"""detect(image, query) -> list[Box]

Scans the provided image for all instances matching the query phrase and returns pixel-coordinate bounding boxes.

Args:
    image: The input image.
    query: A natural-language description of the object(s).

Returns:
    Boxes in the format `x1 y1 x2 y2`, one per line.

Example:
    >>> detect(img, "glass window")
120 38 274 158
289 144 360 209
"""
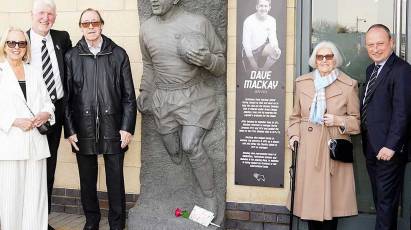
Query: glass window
312 0 394 85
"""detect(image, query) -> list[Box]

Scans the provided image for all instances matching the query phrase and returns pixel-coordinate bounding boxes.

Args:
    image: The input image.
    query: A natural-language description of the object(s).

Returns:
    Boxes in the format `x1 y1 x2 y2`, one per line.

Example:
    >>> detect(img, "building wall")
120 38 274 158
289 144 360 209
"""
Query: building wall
0 0 296 206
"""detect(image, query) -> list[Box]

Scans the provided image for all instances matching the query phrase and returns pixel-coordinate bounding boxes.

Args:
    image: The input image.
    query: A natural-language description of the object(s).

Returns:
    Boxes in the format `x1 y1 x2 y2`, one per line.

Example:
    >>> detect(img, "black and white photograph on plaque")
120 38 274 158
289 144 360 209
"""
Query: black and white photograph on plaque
235 0 286 187
241 0 281 72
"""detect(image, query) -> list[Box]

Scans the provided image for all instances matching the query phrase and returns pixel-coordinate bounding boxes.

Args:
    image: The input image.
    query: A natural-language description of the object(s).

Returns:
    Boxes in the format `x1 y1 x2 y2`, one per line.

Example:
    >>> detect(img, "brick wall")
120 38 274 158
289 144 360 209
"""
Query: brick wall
225 202 290 230
51 188 138 216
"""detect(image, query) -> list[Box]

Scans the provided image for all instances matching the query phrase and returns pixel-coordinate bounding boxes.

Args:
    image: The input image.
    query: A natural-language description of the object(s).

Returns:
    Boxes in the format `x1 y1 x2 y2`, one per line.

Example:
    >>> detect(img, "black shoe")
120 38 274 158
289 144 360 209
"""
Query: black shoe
83 224 99 230
109 225 124 230
48 225 55 230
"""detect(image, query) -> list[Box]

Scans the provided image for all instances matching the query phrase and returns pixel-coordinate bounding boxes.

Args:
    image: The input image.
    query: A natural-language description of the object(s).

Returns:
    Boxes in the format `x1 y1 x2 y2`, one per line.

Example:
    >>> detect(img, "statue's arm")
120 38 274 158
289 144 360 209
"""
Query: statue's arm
203 19 226 77
139 31 155 92
137 30 155 113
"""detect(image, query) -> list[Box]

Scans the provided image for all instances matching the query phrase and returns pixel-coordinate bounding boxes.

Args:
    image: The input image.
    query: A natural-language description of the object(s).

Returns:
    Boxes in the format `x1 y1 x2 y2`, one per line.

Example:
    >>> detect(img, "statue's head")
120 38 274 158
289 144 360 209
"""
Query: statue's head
150 0 181 16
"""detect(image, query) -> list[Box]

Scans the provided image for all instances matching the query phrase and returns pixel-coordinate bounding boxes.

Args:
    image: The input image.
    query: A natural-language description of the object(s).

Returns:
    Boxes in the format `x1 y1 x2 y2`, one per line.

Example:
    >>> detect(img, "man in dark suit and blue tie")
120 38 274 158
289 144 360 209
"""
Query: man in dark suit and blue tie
361 24 411 230
28 1 72 229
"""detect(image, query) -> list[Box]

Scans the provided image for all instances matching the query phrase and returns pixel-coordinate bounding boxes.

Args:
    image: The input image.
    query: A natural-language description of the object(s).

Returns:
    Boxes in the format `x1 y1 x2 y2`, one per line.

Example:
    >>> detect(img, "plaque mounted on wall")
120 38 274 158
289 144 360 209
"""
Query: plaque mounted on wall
235 0 287 187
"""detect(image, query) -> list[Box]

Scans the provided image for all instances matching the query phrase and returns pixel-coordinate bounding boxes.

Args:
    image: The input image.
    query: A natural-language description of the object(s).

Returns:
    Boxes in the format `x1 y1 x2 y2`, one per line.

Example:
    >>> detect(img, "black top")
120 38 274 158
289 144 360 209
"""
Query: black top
18 80 26 100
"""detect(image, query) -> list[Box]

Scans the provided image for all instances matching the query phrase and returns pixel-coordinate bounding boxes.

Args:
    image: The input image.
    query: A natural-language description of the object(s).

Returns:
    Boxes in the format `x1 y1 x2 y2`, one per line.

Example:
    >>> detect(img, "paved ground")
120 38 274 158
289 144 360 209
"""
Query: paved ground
1 212 128 230
49 212 113 230
49 212 98 230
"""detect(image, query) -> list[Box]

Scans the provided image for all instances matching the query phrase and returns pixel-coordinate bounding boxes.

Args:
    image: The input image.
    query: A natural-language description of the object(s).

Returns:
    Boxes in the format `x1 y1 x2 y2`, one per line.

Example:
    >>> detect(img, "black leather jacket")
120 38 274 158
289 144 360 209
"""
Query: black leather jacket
64 35 137 155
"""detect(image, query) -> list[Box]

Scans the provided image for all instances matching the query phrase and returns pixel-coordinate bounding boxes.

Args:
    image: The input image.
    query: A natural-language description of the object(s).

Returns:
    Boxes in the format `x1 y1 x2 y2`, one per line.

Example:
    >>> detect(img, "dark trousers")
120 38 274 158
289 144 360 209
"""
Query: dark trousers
308 219 338 230
76 153 126 229
364 135 405 230
47 99 64 213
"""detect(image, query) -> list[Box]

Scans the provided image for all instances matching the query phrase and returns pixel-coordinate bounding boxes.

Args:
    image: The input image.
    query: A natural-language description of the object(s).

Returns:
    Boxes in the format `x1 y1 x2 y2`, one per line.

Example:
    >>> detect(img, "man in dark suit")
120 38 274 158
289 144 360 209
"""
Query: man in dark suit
361 24 411 230
28 1 71 229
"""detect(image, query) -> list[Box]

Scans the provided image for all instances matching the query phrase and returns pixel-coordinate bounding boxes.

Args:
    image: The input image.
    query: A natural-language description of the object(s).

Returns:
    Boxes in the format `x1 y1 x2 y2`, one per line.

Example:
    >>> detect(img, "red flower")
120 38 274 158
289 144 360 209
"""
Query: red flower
175 208 182 217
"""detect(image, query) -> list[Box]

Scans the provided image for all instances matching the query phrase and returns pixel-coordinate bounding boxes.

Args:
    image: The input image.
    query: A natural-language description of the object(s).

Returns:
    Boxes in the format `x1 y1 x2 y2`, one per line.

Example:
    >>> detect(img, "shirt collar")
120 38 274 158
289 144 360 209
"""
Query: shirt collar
30 29 52 43
86 37 103 50
376 59 387 67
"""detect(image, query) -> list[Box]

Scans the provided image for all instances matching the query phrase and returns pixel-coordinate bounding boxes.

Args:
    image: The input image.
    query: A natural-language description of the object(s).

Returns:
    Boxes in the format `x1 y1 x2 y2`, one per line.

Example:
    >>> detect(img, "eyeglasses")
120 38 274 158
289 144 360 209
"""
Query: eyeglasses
6 41 28 48
80 21 102 28
316 54 334 61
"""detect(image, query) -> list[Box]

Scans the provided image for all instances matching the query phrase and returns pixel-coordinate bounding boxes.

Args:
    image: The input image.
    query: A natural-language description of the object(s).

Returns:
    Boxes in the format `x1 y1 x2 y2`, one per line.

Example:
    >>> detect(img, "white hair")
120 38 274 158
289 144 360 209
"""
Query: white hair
32 0 56 13
308 41 343 68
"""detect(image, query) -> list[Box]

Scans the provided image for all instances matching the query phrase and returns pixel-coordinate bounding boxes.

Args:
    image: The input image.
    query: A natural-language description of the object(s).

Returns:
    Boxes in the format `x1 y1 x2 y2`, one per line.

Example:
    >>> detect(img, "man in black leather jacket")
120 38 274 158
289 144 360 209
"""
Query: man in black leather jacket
64 8 137 230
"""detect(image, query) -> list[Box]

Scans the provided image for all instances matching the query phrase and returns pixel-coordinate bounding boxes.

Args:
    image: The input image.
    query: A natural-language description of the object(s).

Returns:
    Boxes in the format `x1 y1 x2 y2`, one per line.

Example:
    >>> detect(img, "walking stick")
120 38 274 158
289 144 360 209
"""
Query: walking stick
289 141 299 230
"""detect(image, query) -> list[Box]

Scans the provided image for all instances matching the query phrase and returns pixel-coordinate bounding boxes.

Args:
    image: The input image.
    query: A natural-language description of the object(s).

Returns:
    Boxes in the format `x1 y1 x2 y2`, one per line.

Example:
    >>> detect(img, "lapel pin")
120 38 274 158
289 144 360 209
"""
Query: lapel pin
56 44 60 50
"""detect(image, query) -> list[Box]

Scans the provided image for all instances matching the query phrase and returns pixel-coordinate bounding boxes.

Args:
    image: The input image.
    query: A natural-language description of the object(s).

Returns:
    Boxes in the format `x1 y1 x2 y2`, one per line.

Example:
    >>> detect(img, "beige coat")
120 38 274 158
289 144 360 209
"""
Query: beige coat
287 71 360 221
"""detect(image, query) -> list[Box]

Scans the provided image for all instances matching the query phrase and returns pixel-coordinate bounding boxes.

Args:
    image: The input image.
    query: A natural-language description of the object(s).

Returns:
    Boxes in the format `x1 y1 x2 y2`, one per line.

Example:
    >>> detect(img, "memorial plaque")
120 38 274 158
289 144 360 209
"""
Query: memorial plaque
235 0 286 187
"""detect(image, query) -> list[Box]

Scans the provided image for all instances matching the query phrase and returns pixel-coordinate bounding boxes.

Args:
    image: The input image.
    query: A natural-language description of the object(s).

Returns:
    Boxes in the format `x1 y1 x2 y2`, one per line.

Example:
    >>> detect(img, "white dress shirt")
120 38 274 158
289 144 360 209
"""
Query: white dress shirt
30 30 64 100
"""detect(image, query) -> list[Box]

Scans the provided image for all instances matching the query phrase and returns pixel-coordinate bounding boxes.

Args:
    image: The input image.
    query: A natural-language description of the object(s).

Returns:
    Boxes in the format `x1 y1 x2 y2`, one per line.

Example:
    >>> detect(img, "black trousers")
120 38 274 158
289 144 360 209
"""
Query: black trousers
47 98 64 213
308 219 338 230
363 134 406 230
76 153 126 229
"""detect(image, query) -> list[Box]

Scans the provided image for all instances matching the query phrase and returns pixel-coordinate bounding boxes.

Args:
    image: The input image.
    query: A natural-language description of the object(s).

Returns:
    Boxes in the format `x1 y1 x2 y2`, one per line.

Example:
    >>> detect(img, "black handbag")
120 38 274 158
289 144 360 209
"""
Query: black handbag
23 101 52 135
36 121 51 135
327 128 354 163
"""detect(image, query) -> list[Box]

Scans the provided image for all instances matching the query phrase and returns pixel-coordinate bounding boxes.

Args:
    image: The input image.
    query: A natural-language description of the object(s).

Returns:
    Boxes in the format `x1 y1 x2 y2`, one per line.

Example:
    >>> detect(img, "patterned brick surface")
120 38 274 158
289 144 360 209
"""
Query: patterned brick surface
51 192 291 228
51 188 138 217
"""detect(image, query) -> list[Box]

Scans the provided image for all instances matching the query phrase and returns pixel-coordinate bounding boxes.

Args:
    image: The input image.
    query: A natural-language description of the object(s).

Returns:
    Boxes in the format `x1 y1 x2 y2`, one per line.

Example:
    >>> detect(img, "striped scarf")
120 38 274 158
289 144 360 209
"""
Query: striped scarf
309 69 338 125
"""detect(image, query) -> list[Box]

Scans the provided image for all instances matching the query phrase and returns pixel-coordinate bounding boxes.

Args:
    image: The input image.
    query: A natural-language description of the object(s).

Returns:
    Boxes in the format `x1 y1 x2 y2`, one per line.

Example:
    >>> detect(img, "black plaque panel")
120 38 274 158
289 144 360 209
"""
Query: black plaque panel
235 0 286 187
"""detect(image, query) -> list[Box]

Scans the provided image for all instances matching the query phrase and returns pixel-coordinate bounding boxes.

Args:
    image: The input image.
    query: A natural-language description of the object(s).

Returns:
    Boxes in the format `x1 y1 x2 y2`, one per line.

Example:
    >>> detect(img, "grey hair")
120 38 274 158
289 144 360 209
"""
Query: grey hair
32 0 56 13
308 41 343 68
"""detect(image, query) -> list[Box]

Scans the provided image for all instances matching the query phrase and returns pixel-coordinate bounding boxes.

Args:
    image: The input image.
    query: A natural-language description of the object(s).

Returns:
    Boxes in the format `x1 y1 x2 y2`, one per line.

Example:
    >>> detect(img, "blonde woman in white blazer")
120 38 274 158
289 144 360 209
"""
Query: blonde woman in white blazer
0 27 55 230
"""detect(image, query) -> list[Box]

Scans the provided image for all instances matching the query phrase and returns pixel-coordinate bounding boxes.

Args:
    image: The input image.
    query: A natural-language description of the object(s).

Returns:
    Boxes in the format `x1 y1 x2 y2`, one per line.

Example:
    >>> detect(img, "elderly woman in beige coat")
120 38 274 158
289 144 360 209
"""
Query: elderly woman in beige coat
288 41 360 230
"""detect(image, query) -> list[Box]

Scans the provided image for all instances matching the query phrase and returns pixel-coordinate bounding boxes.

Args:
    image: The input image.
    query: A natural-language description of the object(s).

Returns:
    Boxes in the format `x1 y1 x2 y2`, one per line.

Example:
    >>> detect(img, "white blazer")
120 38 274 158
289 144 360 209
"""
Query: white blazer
0 61 55 160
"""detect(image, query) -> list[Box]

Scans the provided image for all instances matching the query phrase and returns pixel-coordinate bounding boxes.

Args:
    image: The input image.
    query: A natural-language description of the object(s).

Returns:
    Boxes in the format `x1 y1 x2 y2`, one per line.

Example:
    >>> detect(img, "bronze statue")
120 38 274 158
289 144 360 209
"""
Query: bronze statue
137 0 226 217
